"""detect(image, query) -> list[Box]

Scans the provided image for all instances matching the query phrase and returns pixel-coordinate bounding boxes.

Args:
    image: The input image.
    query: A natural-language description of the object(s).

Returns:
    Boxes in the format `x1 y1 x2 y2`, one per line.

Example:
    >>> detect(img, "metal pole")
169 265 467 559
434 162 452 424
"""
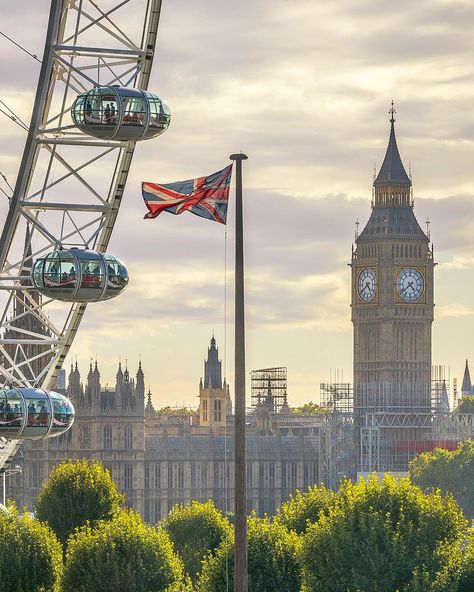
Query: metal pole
230 153 248 592
2 473 5 506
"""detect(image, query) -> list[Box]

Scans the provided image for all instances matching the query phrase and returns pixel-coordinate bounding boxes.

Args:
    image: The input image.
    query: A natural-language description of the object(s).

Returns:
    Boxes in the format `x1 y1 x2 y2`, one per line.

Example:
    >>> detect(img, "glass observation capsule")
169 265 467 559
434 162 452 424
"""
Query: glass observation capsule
0 387 74 440
71 86 171 141
32 248 129 303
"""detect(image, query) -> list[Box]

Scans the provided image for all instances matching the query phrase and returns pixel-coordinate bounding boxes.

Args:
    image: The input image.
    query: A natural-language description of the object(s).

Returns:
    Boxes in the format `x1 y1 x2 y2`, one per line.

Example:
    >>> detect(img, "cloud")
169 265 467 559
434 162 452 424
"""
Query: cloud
1 0 474 404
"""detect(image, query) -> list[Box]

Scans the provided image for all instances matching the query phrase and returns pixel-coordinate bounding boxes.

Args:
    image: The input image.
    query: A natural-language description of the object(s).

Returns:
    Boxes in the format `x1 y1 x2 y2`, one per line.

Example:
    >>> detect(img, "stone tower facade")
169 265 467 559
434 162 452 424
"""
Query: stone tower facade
198 336 231 430
351 109 435 461
10 361 146 515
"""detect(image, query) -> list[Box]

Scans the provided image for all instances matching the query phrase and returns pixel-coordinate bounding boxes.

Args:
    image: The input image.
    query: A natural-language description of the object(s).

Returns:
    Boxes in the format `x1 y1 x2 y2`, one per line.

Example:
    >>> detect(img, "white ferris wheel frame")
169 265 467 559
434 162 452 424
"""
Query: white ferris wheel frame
0 0 163 394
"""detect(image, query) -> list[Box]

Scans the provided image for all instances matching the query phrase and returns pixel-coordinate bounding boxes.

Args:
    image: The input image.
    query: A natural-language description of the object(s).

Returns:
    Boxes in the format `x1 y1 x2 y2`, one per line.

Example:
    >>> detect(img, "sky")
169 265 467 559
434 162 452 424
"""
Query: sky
1 0 474 408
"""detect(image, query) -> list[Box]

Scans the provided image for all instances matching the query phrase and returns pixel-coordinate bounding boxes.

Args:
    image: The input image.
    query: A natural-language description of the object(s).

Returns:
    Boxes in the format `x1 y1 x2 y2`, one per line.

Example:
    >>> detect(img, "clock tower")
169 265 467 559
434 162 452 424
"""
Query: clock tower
351 106 435 466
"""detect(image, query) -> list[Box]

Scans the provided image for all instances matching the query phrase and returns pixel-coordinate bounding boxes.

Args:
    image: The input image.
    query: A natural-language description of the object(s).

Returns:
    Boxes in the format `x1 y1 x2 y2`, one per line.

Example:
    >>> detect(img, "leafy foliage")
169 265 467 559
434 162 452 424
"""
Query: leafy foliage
458 527 474 592
162 500 232 583
291 402 328 416
0 504 62 592
63 509 191 592
35 459 124 546
275 483 335 534
156 406 197 416
301 475 467 592
455 396 474 414
198 514 302 592
409 440 474 518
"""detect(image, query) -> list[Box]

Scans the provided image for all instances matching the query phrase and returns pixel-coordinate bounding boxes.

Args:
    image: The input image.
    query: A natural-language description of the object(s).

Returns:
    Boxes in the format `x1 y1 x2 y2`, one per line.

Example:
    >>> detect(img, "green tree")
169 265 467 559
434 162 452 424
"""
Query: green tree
0 504 62 592
63 509 190 592
458 527 474 592
301 475 467 592
198 515 302 592
156 406 197 416
35 459 124 546
275 483 335 534
409 440 474 518
455 396 474 414
292 402 328 416
162 500 232 583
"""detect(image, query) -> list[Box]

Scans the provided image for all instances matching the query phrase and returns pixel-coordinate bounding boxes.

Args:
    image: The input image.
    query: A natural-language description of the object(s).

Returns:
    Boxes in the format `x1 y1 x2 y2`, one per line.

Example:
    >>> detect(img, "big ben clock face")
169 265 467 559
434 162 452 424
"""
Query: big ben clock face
358 268 376 302
396 268 424 302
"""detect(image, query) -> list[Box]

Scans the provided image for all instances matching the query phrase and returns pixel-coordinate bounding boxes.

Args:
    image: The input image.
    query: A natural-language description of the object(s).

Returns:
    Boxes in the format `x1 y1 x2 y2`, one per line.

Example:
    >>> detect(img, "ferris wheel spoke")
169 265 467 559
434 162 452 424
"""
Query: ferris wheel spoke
0 0 165 471
69 0 139 51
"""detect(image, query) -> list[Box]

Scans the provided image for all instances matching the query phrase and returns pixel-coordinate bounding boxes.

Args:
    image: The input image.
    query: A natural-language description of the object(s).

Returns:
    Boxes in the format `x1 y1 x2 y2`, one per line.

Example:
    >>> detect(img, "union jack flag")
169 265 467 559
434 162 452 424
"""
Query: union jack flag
142 164 233 224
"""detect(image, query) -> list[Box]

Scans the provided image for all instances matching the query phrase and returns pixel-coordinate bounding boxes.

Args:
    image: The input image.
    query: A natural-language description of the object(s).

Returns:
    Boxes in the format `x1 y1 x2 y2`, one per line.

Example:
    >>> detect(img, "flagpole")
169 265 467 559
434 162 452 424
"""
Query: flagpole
230 152 248 592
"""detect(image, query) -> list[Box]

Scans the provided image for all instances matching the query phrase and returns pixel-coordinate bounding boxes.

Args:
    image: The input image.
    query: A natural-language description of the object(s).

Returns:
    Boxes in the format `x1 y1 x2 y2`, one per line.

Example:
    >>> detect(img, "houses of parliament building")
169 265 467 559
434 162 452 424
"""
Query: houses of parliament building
9 337 321 521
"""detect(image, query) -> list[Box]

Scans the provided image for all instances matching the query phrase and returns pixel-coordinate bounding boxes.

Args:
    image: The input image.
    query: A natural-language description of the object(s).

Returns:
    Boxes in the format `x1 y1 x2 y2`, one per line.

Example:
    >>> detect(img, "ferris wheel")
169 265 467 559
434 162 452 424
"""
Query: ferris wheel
0 0 169 469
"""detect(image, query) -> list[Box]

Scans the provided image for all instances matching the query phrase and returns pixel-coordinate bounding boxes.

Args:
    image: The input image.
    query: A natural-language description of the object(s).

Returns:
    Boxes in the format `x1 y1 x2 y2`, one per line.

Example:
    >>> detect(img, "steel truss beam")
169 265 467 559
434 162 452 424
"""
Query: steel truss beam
0 0 163 470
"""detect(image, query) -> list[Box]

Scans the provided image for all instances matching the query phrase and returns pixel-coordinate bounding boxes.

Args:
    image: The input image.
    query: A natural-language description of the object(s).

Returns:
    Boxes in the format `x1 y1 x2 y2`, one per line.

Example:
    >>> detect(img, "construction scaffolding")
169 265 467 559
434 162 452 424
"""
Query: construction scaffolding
358 371 473 474
251 367 287 413
319 369 474 482
318 383 356 486
320 382 353 413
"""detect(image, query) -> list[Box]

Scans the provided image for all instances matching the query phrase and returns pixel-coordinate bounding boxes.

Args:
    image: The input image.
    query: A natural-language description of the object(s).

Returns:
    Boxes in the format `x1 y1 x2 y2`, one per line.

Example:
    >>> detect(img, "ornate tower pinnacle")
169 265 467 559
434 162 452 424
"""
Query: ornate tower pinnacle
373 103 412 209
461 359 472 397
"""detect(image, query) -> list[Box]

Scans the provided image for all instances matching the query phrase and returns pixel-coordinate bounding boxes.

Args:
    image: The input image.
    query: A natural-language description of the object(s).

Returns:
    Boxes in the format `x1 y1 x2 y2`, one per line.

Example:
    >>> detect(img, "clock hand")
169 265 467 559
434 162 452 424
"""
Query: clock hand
400 281 414 294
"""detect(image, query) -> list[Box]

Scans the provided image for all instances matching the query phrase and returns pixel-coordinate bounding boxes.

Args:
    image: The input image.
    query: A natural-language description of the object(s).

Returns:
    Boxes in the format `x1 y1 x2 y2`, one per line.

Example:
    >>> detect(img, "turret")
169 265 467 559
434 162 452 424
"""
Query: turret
199 336 228 430
135 361 145 412
67 361 82 400
461 359 472 397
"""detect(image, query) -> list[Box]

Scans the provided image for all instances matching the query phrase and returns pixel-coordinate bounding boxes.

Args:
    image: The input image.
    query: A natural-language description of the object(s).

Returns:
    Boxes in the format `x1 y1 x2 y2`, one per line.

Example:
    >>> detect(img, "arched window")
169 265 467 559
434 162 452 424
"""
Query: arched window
213 399 222 422
125 424 133 450
104 425 112 449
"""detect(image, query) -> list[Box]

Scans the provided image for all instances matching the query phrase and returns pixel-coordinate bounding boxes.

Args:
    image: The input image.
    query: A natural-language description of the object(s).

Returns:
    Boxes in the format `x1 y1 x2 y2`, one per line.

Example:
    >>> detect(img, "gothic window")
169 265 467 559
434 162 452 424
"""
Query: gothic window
202 399 208 422
144 500 150 523
213 399 222 422
290 463 297 490
103 425 112 450
247 463 252 488
145 466 149 489
79 424 90 449
124 424 133 450
178 464 184 489
124 464 133 490
155 464 161 489
281 462 287 489
202 463 208 487
31 463 42 488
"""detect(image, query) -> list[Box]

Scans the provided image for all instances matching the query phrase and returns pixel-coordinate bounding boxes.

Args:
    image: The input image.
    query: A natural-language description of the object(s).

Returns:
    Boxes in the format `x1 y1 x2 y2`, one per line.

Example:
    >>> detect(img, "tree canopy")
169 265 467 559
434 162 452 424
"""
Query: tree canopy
35 459 124 546
0 505 62 592
162 500 232 583
156 406 197 416
301 475 467 592
63 509 190 592
291 402 328 416
275 483 335 534
409 439 474 519
455 396 474 414
198 515 302 592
